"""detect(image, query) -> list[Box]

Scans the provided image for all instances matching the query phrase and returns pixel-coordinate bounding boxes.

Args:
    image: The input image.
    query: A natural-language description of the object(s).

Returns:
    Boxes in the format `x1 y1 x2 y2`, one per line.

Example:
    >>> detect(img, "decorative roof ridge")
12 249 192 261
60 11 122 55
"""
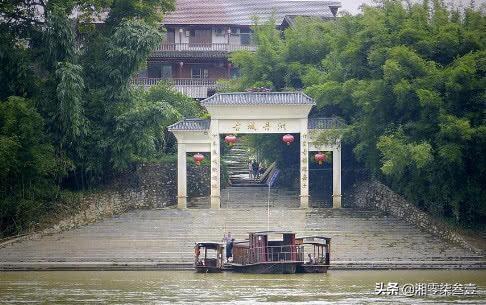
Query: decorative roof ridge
201 91 316 106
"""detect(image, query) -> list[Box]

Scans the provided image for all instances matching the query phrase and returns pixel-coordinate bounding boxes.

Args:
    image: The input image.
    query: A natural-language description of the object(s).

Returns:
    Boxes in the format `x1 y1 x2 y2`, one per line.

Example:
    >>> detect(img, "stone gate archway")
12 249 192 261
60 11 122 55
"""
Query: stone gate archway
168 92 345 209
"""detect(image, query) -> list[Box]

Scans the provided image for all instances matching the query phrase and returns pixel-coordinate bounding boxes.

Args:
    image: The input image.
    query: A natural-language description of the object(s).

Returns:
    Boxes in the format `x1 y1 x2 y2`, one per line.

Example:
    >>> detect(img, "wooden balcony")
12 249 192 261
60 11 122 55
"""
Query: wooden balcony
156 43 257 52
150 43 257 58
131 78 218 99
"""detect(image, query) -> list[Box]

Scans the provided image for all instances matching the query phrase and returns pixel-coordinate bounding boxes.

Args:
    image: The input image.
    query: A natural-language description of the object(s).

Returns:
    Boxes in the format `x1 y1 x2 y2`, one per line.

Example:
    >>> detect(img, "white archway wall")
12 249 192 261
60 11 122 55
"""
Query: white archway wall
308 141 342 208
173 129 342 209
210 120 221 209
172 131 211 209
169 95 342 209
300 118 310 208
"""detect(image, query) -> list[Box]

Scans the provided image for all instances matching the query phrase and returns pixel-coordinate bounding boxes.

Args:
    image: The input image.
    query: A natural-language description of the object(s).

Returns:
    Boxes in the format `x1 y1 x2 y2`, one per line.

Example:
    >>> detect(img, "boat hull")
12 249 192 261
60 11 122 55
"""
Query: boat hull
230 262 299 274
296 264 329 273
195 266 222 273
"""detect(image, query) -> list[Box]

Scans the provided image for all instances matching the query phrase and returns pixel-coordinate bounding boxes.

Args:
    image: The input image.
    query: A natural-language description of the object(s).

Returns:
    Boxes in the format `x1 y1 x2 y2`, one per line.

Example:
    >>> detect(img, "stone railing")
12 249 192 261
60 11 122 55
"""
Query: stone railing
155 43 257 52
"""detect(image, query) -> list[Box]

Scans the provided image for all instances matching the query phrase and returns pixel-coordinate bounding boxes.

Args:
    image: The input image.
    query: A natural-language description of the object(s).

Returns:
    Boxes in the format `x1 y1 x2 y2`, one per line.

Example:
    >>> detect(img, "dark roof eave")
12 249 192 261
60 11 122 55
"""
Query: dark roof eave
201 92 316 106
168 118 210 131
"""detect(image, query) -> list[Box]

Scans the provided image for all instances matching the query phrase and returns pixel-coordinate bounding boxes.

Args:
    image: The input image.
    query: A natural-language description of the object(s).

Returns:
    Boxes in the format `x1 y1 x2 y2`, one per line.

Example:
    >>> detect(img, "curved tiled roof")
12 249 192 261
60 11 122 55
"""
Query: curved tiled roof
168 118 210 131
163 0 341 25
201 92 316 106
308 117 345 129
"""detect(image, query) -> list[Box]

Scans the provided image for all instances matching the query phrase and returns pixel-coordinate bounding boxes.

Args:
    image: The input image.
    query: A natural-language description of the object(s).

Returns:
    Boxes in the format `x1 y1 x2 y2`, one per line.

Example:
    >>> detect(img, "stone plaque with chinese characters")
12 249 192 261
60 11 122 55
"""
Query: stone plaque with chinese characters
218 119 301 134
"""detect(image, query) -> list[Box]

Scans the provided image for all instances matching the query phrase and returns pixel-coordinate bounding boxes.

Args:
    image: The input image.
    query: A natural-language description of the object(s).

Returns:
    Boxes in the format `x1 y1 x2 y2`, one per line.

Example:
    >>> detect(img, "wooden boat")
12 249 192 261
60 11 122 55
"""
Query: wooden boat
295 236 331 273
194 242 224 273
229 231 304 274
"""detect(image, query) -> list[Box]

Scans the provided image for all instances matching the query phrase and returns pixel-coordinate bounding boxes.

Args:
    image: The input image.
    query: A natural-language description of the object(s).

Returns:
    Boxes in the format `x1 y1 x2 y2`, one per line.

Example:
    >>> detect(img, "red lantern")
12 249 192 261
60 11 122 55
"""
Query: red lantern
224 134 237 146
314 152 326 165
282 134 294 145
193 153 204 166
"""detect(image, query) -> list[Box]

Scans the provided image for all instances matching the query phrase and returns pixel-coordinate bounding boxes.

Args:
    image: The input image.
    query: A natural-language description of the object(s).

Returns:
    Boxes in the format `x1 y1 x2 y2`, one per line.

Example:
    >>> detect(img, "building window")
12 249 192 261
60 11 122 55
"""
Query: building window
161 64 173 79
191 67 209 79
230 27 240 35
240 28 253 45
215 28 225 36
147 62 172 79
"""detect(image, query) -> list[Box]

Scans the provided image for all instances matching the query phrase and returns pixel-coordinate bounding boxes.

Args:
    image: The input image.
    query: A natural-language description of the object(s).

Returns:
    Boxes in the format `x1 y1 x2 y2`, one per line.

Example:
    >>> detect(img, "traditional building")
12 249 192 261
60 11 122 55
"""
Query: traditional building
168 92 345 209
134 0 341 99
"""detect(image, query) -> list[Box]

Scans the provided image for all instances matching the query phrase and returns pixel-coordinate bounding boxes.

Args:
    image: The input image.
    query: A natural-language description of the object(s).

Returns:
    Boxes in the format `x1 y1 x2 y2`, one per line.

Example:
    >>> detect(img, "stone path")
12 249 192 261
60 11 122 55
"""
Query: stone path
1 203 483 270
189 186 300 209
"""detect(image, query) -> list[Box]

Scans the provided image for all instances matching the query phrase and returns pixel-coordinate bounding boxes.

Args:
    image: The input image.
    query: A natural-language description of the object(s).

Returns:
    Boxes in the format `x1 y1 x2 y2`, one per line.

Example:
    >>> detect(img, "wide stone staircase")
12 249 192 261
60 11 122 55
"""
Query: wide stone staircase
0 206 483 270
1 141 483 270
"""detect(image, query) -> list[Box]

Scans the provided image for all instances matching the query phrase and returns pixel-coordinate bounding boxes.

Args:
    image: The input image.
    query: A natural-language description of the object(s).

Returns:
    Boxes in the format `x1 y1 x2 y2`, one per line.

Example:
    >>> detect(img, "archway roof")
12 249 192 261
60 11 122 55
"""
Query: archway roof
168 118 210 131
201 92 315 106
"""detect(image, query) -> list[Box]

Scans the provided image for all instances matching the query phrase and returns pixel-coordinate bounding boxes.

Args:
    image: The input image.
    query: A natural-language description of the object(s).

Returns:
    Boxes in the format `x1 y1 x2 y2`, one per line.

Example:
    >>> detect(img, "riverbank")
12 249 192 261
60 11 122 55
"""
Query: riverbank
1 207 484 272
1 260 485 272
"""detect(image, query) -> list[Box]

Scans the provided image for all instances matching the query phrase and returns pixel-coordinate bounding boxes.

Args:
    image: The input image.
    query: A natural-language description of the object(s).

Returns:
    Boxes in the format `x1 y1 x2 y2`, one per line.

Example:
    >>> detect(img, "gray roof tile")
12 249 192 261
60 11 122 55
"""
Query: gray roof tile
201 92 316 105
164 0 341 26
168 118 210 131
308 117 345 129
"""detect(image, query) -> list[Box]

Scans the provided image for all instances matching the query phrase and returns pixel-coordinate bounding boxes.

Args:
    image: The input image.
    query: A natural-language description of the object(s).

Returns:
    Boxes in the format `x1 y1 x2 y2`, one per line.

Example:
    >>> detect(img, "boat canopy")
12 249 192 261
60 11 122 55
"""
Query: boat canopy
251 231 293 235
195 242 223 249
296 236 331 244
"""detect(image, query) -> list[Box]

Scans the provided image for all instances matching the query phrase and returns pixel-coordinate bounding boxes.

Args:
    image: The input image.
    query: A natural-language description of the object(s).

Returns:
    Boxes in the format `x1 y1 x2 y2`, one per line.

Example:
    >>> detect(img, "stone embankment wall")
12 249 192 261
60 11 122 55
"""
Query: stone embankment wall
349 180 478 253
19 162 210 239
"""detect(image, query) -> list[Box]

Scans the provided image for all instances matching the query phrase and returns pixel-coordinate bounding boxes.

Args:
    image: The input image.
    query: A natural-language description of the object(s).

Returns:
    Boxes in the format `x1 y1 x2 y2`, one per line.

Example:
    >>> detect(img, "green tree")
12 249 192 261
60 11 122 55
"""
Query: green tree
0 97 62 236
0 0 182 236
229 0 486 228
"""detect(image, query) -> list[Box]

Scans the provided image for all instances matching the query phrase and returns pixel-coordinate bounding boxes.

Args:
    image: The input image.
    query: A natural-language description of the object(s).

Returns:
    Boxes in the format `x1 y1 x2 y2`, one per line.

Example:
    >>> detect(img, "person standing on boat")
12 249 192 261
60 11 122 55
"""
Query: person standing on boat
223 232 232 262
226 238 234 263
223 232 232 244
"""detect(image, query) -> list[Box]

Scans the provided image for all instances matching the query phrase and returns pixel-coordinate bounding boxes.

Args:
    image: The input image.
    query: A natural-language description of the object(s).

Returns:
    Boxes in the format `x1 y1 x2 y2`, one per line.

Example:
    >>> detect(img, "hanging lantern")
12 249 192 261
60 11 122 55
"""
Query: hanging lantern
282 134 294 145
314 152 326 165
193 153 204 166
224 134 237 146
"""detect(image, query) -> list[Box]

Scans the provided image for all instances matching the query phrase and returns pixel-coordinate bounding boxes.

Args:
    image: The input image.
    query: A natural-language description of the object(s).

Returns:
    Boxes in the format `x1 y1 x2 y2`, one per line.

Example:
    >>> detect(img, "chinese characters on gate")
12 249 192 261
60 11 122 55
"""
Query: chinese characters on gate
231 120 288 133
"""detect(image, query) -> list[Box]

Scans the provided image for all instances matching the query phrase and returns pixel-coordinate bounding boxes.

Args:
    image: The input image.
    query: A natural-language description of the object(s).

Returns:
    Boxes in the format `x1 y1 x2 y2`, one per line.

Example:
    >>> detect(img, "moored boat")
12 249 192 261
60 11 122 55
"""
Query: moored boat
194 242 224 273
229 231 304 274
295 236 331 273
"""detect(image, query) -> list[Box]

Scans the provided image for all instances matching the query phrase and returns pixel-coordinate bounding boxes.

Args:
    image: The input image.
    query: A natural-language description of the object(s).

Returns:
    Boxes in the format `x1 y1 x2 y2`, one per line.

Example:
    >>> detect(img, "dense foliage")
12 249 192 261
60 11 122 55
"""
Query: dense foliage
229 0 485 228
0 0 207 236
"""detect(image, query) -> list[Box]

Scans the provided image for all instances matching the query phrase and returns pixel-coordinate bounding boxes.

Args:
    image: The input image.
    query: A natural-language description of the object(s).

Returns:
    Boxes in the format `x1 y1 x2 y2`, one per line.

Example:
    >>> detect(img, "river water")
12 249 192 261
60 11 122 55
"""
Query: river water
0 270 485 304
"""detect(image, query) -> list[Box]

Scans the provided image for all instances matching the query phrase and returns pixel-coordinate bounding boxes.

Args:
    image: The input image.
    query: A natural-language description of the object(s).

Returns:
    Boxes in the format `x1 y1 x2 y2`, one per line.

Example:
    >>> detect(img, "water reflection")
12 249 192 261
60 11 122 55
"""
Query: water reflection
0 270 485 304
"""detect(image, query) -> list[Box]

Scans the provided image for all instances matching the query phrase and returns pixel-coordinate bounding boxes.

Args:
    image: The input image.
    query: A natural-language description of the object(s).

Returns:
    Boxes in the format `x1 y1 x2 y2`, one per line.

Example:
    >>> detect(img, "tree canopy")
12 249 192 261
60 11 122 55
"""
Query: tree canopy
0 0 207 236
229 0 485 228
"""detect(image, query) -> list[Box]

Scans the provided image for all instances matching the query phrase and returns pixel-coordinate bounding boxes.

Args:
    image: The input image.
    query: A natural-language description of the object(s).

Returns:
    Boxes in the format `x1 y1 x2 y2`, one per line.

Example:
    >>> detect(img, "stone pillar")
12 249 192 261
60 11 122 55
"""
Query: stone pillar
300 121 309 208
332 142 342 208
177 143 187 209
210 120 221 209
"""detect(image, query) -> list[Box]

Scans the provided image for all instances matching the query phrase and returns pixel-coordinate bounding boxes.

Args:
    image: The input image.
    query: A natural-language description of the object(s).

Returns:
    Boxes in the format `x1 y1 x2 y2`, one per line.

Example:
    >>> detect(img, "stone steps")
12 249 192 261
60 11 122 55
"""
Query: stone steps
223 141 267 186
1 207 482 268
189 186 330 208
